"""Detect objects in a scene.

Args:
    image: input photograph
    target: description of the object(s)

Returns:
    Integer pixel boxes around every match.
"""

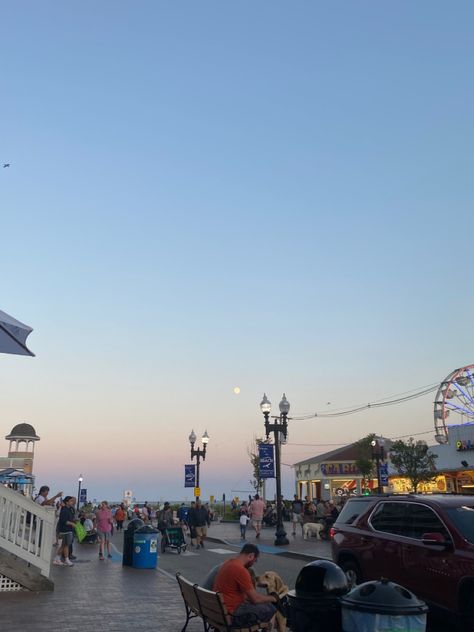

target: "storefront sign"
[456,439,474,451]
[320,462,359,476]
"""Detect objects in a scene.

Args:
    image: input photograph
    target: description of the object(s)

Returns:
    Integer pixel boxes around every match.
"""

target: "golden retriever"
[257,571,289,632]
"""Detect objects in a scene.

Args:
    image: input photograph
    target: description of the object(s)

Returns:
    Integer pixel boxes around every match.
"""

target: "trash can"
[340,578,428,632]
[287,560,349,632]
[133,525,159,569]
[122,518,144,567]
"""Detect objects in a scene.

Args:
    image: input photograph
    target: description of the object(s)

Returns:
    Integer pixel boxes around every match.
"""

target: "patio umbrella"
[0,308,35,356]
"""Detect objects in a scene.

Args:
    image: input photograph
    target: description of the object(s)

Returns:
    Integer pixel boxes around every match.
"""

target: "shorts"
[59,531,73,546]
[195,526,207,538]
[292,513,303,523]
[98,530,111,541]
[252,519,262,528]
[232,602,276,627]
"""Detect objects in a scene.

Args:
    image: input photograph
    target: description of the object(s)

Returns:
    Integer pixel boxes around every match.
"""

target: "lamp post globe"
[260,393,272,415]
[279,394,290,415]
[189,430,197,445]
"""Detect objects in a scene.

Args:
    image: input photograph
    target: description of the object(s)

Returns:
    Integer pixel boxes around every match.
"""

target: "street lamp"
[371,439,385,493]
[260,393,290,546]
[77,474,83,510]
[189,430,210,501]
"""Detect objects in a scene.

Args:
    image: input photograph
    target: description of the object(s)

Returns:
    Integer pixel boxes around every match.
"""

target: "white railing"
[0,485,55,578]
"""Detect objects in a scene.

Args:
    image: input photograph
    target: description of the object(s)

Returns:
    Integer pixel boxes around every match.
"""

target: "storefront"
[428,422,474,494]
[294,443,381,501]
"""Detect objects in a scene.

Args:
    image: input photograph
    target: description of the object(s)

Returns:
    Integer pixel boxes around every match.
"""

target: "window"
[370,502,409,536]
[446,506,474,544]
[405,504,450,540]
[335,499,375,525]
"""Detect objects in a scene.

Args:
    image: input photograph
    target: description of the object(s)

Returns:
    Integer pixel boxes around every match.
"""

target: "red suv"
[331,494,474,628]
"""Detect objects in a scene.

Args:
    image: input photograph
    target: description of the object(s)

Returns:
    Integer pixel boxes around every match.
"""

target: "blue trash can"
[133,525,159,569]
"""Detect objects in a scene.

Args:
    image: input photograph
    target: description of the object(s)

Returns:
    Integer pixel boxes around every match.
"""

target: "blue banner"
[185,464,196,488]
[259,444,275,479]
[379,463,389,486]
[80,488,87,503]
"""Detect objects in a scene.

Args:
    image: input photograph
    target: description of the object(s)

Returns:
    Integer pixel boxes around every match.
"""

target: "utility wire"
[291,384,438,420]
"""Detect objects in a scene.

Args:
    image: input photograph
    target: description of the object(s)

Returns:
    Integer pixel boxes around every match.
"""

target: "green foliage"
[390,438,438,493]
[355,433,377,486]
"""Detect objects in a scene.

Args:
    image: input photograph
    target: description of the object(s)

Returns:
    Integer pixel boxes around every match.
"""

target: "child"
[239,512,250,540]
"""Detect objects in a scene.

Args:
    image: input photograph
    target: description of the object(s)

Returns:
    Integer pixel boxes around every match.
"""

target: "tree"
[247,435,271,495]
[355,433,377,489]
[390,438,438,493]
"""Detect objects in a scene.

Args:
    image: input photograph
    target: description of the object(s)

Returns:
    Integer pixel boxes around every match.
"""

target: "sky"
[0,1,473,503]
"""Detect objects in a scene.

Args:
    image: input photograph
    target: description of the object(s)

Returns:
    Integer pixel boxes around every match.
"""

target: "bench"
[176,572,272,632]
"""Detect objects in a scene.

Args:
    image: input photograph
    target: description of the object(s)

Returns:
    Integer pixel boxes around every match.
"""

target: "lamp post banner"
[185,464,196,487]
[80,488,87,503]
[259,444,275,478]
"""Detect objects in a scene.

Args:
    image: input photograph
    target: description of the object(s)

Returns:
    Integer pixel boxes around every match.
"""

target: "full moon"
[233,387,241,394]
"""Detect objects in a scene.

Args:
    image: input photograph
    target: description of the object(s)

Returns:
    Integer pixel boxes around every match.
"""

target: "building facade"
[294,424,474,499]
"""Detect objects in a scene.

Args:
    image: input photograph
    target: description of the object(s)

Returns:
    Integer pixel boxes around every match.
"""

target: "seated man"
[213,543,276,626]
[82,514,98,544]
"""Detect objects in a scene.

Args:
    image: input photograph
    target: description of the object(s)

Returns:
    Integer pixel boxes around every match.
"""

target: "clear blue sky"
[0,2,473,501]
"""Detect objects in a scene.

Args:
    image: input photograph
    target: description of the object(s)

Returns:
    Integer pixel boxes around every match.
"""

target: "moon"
[233,387,241,394]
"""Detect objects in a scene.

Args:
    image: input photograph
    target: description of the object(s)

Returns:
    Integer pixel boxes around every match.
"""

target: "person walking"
[96,500,114,560]
[291,494,304,536]
[239,512,250,540]
[188,499,210,548]
[115,504,126,531]
[303,496,316,524]
[249,494,265,539]
[53,496,77,567]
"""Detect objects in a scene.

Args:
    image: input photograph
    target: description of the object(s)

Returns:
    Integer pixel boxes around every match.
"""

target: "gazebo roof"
[5,423,40,441]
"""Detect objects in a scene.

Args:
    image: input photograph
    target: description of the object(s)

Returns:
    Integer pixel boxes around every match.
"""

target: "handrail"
[0,485,55,578]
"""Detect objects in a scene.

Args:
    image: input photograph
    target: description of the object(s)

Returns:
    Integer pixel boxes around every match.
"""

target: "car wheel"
[340,559,362,588]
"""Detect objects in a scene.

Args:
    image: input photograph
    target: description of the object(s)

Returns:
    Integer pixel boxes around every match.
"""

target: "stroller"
[160,525,187,554]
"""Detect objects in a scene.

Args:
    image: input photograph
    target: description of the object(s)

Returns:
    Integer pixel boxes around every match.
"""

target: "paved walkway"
[207,520,332,560]
[0,520,329,631]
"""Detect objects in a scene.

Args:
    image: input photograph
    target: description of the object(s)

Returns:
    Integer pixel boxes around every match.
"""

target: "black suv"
[331,494,474,628]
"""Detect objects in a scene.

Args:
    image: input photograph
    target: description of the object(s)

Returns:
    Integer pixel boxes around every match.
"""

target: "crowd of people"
[234,493,345,541]
[31,486,218,566]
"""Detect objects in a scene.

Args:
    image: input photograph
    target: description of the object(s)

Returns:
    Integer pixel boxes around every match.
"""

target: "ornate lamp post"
[371,438,385,493]
[189,430,210,501]
[260,393,290,546]
[77,474,83,510]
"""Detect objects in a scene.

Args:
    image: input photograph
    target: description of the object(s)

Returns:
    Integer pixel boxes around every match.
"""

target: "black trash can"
[340,578,428,632]
[122,518,144,566]
[133,525,159,569]
[287,560,349,632]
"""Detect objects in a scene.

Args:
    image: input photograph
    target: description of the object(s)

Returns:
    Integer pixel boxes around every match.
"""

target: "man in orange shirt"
[213,544,276,626]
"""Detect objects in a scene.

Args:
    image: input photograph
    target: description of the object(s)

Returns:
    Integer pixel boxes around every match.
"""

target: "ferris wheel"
[434,364,474,444]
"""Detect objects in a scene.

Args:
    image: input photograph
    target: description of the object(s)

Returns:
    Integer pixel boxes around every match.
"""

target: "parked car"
[331,494,474,628]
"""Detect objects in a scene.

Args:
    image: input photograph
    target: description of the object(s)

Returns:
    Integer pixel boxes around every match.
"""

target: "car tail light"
[330,527,336,539]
